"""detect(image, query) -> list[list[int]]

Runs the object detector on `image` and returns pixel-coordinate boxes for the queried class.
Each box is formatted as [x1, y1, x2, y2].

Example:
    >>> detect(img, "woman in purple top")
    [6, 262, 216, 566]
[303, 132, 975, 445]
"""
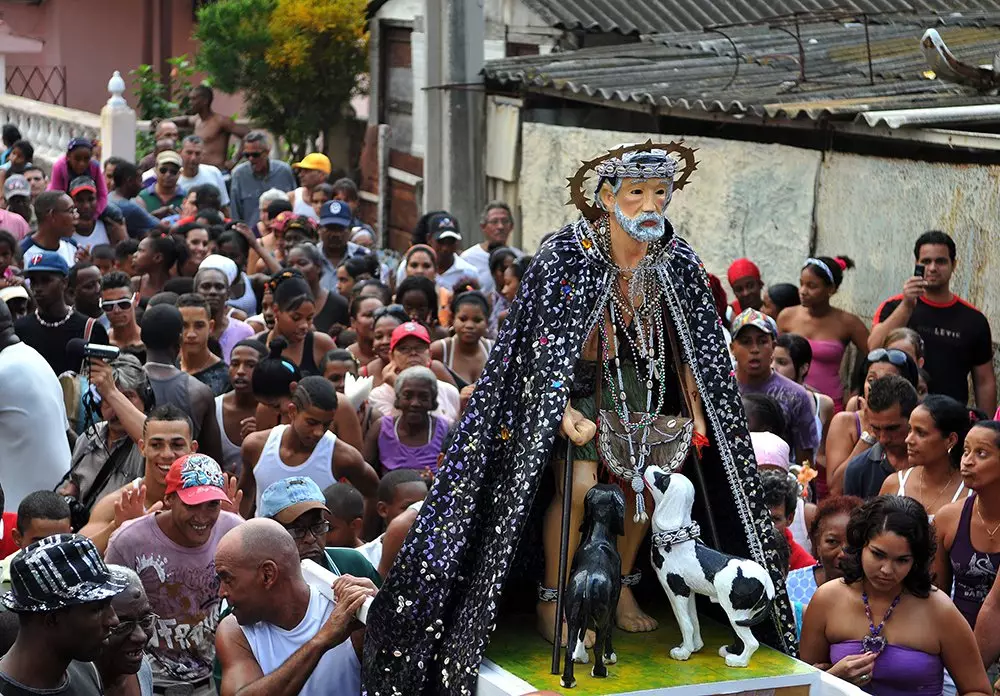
[932, 421, 1000, 629]
[801, 496, 989, 695]
[364, 366, 448, 479]
[49, 138, 108, 215]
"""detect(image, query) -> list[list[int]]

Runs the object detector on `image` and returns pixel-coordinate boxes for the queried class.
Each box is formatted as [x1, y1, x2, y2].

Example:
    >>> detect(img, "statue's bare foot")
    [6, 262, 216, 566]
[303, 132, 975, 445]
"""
[615, 585, 658, 633]
[536, 601, 595, 647]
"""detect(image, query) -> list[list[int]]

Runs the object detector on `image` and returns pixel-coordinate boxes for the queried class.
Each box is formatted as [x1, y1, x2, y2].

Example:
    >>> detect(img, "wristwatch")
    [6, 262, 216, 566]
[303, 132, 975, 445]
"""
[860, 430, 877, 446]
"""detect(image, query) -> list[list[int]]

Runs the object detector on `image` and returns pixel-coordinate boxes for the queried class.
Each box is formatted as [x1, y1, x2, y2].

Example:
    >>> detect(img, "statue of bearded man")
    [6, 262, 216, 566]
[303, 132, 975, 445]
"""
[362, 143, 797, 696]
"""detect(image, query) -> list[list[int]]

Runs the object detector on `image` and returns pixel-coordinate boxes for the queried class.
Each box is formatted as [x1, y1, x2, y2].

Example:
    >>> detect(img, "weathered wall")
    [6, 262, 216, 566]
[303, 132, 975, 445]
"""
[518, 122, 821, 296]
[518, 122, 1000, 334]
[815, 152, 1000, 324]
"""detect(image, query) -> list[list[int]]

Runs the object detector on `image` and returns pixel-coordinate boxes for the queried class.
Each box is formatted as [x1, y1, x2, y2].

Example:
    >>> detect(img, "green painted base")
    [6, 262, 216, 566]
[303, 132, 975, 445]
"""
[486, 608, 816, 695]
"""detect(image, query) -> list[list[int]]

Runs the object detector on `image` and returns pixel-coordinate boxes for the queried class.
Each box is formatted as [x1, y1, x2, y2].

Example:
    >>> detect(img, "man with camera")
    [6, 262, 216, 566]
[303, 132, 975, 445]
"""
[868, 230, 995, 411]
[58, 354, 151, 523]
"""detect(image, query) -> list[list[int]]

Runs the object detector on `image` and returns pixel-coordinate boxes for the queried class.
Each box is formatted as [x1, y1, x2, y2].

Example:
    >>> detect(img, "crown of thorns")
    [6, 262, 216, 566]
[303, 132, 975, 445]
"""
[566, 140, 698, 222]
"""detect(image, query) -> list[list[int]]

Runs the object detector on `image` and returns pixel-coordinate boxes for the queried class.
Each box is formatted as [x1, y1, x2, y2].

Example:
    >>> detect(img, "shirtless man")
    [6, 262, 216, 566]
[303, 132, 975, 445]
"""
[176, 86, 249, 171]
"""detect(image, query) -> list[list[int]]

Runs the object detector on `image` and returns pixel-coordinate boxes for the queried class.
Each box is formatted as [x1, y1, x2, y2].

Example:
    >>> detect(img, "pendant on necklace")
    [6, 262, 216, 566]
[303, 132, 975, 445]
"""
[861, 634, 886, 655]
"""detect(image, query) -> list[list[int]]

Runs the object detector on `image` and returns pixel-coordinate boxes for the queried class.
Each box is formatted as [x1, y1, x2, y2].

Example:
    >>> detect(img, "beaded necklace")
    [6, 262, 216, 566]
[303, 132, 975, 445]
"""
[34, 308, 73, 328]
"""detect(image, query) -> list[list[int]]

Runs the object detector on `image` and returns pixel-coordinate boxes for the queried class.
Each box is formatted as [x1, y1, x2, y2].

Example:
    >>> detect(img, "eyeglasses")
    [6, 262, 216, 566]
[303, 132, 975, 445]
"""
[246, 151, 265, 159]
[110, 612, 158, 638]
[55, 206, 79, 215]
[101, 296, 134, 312]
[866, 348, 910, 367]
[159, 167, 180, 175]
[373, 304, 406, 321]
[285, 520, 329, 540]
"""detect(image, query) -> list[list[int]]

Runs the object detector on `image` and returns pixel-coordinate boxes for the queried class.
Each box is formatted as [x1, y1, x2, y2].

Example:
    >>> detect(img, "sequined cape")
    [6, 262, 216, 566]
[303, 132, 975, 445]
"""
[362, 219, 798, 695]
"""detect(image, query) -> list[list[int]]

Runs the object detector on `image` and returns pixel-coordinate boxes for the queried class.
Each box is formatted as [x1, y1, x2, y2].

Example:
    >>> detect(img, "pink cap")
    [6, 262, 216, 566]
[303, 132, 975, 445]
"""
[751, 431, 790, 471]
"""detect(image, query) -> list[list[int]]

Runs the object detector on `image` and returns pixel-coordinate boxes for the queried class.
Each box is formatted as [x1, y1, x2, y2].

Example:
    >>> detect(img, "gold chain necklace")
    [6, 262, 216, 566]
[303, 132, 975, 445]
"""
[975, 497, 1000, 538]
[919, 468, 955, 512]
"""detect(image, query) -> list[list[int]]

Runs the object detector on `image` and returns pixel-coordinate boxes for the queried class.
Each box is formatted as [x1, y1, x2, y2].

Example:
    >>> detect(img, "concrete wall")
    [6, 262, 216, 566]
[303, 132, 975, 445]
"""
[517, 122, 1000, 329]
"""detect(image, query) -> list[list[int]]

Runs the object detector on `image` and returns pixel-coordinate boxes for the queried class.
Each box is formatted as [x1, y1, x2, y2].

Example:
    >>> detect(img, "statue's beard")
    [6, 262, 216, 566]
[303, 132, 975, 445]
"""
[614, 204, 665, 242]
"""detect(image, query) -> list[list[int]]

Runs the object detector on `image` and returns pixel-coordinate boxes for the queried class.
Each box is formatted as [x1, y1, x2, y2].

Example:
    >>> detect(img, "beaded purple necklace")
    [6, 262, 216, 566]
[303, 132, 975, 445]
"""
[861, 589, 903, 654]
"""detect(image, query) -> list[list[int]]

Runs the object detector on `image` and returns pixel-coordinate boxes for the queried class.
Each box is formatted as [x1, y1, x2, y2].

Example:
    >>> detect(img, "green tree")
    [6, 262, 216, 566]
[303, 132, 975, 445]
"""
[194, 0, 368, 158]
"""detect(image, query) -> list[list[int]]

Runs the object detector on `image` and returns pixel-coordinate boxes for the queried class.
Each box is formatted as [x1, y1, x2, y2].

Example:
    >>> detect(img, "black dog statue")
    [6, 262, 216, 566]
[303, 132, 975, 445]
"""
[560, 484, 625, 689]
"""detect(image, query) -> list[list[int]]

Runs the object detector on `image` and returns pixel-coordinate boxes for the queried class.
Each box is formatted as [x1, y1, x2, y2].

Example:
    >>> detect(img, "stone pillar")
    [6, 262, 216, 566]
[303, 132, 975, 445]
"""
[100, 71, 136, 164]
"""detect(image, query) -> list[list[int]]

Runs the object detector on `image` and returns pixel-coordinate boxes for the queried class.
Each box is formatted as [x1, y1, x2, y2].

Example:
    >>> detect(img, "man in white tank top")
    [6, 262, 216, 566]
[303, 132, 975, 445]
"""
[288, 153, 329, 221]
[215, 519, 375, 696]
[238, 376, 380, 526]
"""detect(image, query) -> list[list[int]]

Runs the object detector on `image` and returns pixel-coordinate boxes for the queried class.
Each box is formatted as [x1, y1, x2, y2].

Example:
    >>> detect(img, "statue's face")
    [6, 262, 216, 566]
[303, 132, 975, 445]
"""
[600, 177, 672, 243]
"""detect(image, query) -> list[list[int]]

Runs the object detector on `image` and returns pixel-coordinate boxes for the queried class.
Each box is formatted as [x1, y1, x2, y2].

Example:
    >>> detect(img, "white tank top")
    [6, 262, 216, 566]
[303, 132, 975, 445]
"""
[292, 187, 320, 220]
[790, 497, 812, 555]
[215, 395, 243, 475]
[253, 424, 337, 513]
[240, 584, 360, 696]
[896, 467, 972, 520]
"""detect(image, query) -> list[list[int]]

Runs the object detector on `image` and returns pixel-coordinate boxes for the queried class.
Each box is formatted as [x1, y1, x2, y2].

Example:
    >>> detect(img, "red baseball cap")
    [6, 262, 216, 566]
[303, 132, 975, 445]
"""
[390, 321, 431, 353]
[164, 454, 230, 506]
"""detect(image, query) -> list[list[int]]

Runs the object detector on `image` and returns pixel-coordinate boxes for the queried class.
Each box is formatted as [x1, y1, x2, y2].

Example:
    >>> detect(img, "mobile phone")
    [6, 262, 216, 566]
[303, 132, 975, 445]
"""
[914, 264, 925, 278]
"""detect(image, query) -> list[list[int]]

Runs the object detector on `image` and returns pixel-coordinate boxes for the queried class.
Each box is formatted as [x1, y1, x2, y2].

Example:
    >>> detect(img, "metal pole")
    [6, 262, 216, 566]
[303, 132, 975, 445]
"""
[688, 450, 722, 550]
[551, 442, 575, 674]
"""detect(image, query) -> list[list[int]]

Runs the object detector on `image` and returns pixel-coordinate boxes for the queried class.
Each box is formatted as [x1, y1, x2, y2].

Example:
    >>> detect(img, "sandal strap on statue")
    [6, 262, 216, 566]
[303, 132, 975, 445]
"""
[621, 570, 642, 587]
[537, 585, 558, 603]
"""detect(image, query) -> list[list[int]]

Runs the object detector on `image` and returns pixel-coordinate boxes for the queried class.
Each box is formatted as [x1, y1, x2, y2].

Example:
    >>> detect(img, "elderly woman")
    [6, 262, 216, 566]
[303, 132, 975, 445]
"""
[367, 322, 461, 424]
[99, 565, 154, 696]
[57, 354, 151, 519]
[364, 366, 450, 477]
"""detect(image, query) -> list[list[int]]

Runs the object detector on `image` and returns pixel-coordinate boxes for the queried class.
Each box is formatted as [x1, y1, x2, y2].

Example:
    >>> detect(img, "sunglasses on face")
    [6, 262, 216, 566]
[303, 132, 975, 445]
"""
[110, 612, 158, 638]
[866, 348, 909, 367]
[101, 296, 134, 312]
[246, 151, 265, 159]
[285, 520, 330, 540]
[159, 167, 180, 175]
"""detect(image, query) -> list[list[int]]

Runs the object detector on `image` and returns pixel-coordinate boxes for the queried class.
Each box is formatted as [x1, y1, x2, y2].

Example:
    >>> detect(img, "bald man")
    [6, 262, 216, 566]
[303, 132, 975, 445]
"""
[214, 519, 374, 696]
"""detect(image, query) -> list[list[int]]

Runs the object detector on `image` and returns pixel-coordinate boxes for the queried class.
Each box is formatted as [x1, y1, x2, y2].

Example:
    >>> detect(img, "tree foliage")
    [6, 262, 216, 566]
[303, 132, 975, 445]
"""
[194, 0, 368, 155]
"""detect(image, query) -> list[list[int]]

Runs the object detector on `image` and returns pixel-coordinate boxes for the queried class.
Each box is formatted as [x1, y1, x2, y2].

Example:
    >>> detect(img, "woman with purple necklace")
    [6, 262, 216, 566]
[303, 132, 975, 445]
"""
[801, 496, 990, 695]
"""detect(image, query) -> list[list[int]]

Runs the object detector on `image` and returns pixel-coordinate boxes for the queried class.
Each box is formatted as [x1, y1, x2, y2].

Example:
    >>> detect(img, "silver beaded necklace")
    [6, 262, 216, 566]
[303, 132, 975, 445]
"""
[34, 308, 73, 328]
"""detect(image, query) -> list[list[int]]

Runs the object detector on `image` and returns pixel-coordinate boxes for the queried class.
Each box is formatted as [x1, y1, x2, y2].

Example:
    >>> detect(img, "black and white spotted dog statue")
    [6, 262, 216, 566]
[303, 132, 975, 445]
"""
[560, 484, 625, 689]
[644, 465, 775, 668]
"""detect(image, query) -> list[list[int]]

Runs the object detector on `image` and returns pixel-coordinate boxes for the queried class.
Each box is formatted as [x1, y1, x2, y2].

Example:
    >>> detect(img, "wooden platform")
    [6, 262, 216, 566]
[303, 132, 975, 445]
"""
[483, 607, 820, 695]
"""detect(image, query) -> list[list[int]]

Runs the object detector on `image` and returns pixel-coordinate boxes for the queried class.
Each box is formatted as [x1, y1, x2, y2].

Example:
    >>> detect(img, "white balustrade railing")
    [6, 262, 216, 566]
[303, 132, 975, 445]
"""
[0, 93, 100, 167]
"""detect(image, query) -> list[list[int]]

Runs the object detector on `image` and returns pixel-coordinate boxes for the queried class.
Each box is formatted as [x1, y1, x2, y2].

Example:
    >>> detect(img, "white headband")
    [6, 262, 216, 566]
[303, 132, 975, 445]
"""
[804, 257, 834, 284]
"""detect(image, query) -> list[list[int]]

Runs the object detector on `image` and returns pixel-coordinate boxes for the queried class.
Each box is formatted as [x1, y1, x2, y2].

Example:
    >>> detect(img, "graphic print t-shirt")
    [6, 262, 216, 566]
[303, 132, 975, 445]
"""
[105, 511, 243, 685]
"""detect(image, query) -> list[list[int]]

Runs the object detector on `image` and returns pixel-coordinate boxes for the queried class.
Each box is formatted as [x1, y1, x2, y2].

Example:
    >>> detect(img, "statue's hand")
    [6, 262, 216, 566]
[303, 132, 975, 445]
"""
[561, 403, 597, 447]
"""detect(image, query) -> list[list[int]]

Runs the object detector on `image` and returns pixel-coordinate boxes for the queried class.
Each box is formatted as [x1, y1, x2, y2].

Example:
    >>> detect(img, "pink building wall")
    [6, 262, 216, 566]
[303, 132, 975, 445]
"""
[2, 0, 243, 118]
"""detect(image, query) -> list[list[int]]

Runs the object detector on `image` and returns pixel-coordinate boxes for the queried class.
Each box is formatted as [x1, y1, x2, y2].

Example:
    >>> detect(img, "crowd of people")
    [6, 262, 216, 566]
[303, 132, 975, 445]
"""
[0, 98, 997, 696]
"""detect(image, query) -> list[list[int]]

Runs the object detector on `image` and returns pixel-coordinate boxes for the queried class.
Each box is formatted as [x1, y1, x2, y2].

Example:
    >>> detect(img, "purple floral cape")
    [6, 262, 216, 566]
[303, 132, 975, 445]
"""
[362, 219, 797, 694]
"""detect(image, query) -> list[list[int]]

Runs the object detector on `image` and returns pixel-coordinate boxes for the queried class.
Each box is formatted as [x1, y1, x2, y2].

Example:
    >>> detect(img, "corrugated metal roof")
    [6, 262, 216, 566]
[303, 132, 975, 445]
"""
[518, 0, 1000, 35]
[483, 17, 1000, 121]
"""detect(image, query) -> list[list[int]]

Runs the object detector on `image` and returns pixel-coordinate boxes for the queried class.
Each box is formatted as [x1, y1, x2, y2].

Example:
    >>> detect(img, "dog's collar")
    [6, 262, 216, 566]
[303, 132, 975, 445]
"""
[652, 522, 701, 551]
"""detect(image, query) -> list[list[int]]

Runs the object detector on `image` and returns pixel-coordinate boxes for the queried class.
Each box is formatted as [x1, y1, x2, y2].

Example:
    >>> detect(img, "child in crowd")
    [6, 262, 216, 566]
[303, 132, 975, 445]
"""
[322, 482, 366, 550]
[357, 470, 429, 574]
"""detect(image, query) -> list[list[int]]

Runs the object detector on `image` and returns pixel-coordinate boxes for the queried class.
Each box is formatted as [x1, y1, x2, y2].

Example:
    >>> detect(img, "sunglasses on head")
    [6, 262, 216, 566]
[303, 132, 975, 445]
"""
[101, 296, 134, 312]
[373, 304, 406, 320]
[159, 166, 179, 175]
[866, 348, 909, 367]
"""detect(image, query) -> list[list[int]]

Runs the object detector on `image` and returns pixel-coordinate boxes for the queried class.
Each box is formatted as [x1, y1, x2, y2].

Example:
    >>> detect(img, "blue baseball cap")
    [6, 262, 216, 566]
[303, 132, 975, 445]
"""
[258, 476, 329, 524]
[318, 200, 352, 228]
[25, 250, 70, 276]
